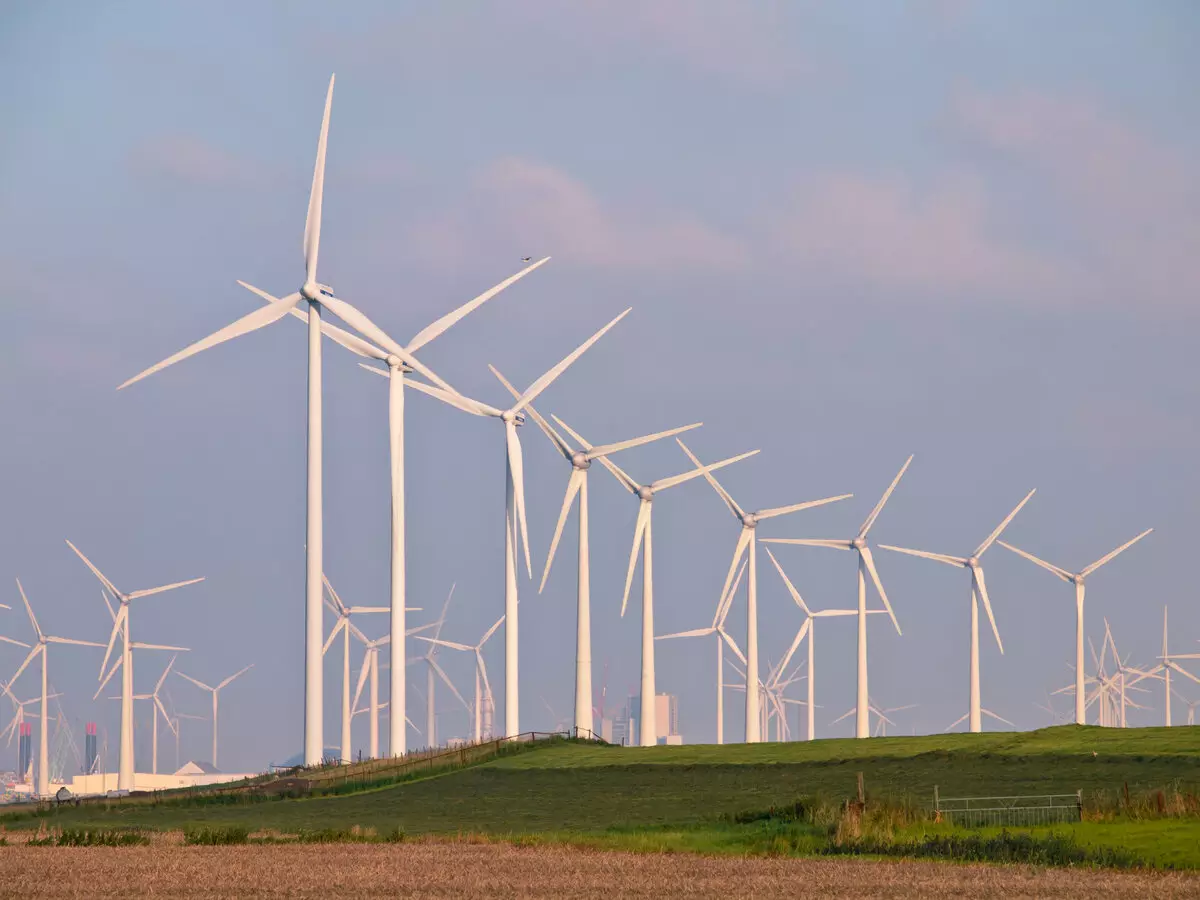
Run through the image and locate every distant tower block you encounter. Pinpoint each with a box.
[85,723,99,774]
[18,723,32,782]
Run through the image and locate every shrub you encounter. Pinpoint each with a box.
[183,826,250,845]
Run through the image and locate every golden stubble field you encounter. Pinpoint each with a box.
[1,842,1198,899]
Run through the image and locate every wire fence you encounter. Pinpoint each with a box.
[933,787,1082,827]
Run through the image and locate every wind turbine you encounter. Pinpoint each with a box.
[176,665,253,769]
[348,617,434,758]
[675,438,851,743]
[109,656,182,776]
[404,307,631,736]
[832,698,916,737]
[5,580,103,797]
[262,257,550,758]
[879,489,1035,733]
[763,549,865,742]
[68,542,198,790]
[657,561,748,745]
[409,586,468,747]
[417,616,504,743]
[321,575,389,763]
[761,457,910,739]
[999,527,1152,725]
[489,378,700,740]
[555,422,757,746]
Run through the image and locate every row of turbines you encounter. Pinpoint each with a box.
[6,74,1188,792]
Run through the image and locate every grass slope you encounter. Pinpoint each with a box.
[6,726,1199,838]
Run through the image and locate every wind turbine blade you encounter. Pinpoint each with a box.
[718,628,747,666]
[541,469,584,594]
[304,74,334,284]
[155,656,177,693]
[241,281,385,360]
[176,672,213,692]
[476,652,493,713]
[505,421,532,578]
[45,636,104,648]
[347,607,390,614]
[675,439,743,521]
[621,502,650,617]
[814,609,859,617]
[509,308,632,415]
[404,377,499,417]
[657,628,715,640]
[14,579,41,643]
[552,416,640,493]
[65,541,121,597]
[763,547,811,616]
[654,450,759,493]
[429,657,468,710]
[858,455,914,539]
[860,546,900,635]
[972,566,1003,654]
[217,664,254,690]
[760,538,854,551]
[407,257,551,352]
[713,529,752,626]
[352,655,371,712]
[973,488,1036,558]
[877,545,964,566]
[100,590,116,623]
[481,616,504,647]
[415,637,473,652]
[715,559,749,629]
[119,295,302,390]
[131,642,189,652]
[127,577,205,600]
[0,635,30,649]
[944,713,969,732]
[490,367,573,460]
[757,494,853,520]
[323,574,349,616]
[94,656,122,701]
[98,607,126,681]
[7,646,41,687]
[776,619,811,680]
[982,709,1015,727]
[830,707,856,726]
[322,618,345,656]
[588,423,703,461]
[1080,529,1153,578]
[996,541,1073,582]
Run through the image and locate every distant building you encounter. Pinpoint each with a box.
[614,694,681,745]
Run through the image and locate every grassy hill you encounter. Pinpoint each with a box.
[5,726,1199,837]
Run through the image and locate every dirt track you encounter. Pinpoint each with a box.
[2,842,1198,898]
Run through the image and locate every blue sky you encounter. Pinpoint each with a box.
[1,2,1197,770]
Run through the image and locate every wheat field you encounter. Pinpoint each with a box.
[1,842,1197,899]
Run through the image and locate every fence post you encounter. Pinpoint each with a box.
[933,785,939,814]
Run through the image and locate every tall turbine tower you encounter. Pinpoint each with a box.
[489,378,699,739]
[762,457,910,739]
[7,580,103,797]
[879,489,1035,733]
[999,528,1152,726]
[406,309,631,736]
[68,542,198,789]
[256,258,548,757]
[676,439,850,743]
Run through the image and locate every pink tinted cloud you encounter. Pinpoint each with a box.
[408,157,748,272]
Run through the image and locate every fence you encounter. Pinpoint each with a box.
[933,787,1082,827]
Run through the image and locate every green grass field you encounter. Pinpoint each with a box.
[5,726,1199,866]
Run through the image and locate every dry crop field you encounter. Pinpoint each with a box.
[1,842,1197,899]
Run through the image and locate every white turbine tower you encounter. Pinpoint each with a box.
[405,308,631,736]
[879,489,1035,733]
[657,561,748,745]
[6,580,103,797]
[145,657,178,776]
[176,665,253,769]
[257,258,549,758]
[761,457,910,739]
[417,616,504,743]
[67,541,199,790]
[348,619,432,758]
[677,439,850,744]
[552,422,757,747]
[321,575,389,763]
[763,549,864,742]
[999,527,1152,725]
[488,380,700,740]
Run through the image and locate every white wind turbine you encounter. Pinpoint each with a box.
[116,76,452,766]
[176,665,253,769]
[107,656,179,776]
[657,561,748,745]
[417,616,504,743]
[831,698,917,737]
[677,439,851,744]
[879,489,1035,734]
[347,617,434,758]
[259,258,549,758]
[489,376,700,740]
[404,308,631,737]
[999,527,1152,725]
[321,575,390,763]
[761,457,910,739]
[554,422,758,747]
[68,541,198,790]
[763,549,866,742]
[6,580,103,797]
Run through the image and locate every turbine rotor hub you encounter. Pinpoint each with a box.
[852,538,867,550]
[742,514,758,529]
[301,280,321,301]
[571,451,590,469]
[638,486,654,501]
[967,556,980,568]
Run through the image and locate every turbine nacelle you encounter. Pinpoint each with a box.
[741,513,759,529]
[500,410,527,426]
[570,451,591,470]
[852,537,867,550]
[385,354,413,373]
[637,485,654,502]
[301,281,335,302]
[966,556,980,569]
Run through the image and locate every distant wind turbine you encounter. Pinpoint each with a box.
[176,665,253,769]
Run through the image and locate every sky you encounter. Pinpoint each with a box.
[1,2,1198,772]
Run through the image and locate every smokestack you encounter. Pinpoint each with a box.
[85,722,98,774]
